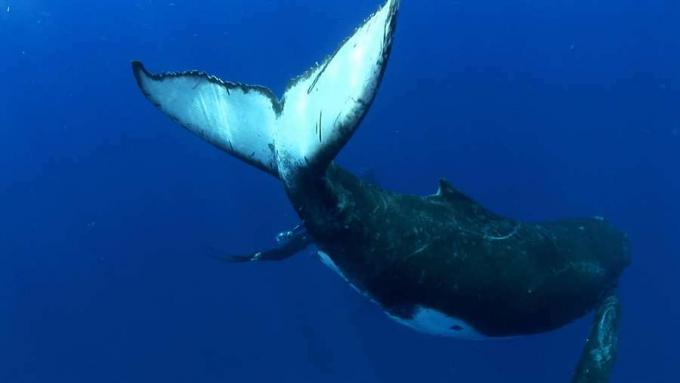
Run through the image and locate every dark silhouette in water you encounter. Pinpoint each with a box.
[299,320,336,376]
[131,0,629,381]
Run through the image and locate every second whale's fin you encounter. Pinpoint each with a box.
[132,0,400,184]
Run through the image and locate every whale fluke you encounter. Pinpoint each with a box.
[132,0,399,183]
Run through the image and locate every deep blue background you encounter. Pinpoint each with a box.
[1,0,678,382]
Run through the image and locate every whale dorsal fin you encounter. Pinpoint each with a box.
[435,179,478,205]
[433,180,502,221]
[434,179,502,219]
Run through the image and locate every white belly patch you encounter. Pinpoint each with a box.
[386,306,486,340]
[317,251,487,340]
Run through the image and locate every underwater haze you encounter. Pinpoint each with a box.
[1,0,679,382]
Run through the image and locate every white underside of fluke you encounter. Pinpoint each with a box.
[131,69,280,174]
[132,0,399,182]
[275,0,398,181]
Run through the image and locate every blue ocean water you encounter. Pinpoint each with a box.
[1,0,678,381]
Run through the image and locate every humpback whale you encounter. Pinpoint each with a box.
[131,0,629,381]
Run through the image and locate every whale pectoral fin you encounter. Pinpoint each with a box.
[209,226,313,263]
[571,293,621,383]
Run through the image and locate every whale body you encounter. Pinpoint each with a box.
[131,0,629,380]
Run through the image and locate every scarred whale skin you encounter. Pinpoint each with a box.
[289,165,630,338]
